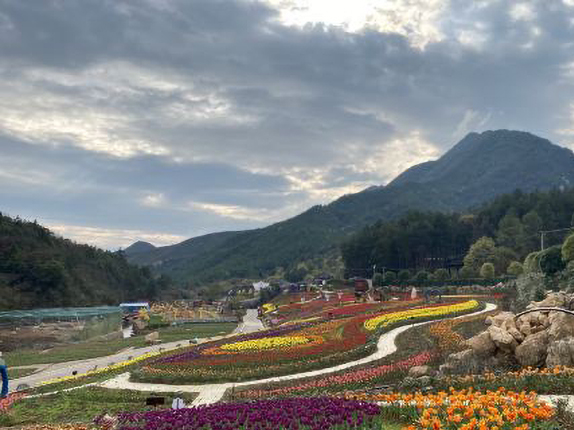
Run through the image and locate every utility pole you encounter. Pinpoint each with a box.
[539,227,574,251]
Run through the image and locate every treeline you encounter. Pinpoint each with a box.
[0,213,174,310]
[342,188,574,278]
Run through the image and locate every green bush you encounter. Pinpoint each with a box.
[480,262,495,279]
[507,261,524,276]
[562,234,574,263]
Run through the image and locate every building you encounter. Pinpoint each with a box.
[119,302,150,314]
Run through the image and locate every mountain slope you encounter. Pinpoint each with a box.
[128,130,574,284]
[124,241,156,256]
[0,214,166,309]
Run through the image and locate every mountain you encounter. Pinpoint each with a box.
[124,241,156,256]
[127,130,574,285]
[0,213,169,309]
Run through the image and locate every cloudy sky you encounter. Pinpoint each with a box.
[1,0,574,249]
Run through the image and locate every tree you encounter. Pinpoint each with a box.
[507,261,524,276]
[539,245,566,276]
[383,271,397,285]
[398,270,411,283]
[415,270,429,282]
[459,266,475,279]
[480,262,495,279]
[496,211,524,252]
[563,234,574,263]
[524,252,541,274]
[434,268,449,283]
[522,210,542,253]
[463,237,497,273]
[492,247,518,275]
[373,273,384,287]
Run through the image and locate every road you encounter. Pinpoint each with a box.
[233,309,264,334]
[13,311,263,389]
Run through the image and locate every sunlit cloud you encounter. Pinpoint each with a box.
[46,223,186,249]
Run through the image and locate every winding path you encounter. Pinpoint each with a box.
[13,310,262,389]
[99,303,497,406]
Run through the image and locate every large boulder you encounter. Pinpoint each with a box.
[466,332,496,357]
[488,325,518,352]
[548,312,574,341]
[486,312,515,328]
[515,331,548,367]
[546,338,574,367]
[409,365,432,378]
[528,292,569,309]
[502,319,524,343]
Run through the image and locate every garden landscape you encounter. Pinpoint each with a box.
[4,0,574,429]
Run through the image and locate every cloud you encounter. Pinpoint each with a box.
[0,0,574,247]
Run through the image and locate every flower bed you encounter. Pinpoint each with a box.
[364,300,479,331]
[236,351,436,399]
[105,397,384,430]
[133,300,482,384]
[347,389,555,430]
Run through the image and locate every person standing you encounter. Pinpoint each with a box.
[0,352,8,398]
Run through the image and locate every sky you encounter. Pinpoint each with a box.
[1,0,574,249]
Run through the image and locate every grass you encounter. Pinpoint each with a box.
[6,322,237,367]
[10,368,38,379]
[0,388,198,427]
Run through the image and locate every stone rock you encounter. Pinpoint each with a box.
[546,338,574,367]
[488,325,518,352]
[440,349,480,375]
[503,319,525,343]
[515,331,548,367]
[548,312,574,341]
[145,331,159,344]
[518,323,532,337]
[529,292,568,309]
[466,331,496,357]
[488,312,515,328]
[409,365,432,378]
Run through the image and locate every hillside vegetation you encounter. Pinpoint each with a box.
[127,130,574,285]
[0,213,169,309]
[343,188,574,277]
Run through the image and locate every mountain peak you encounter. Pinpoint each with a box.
[124,241,156,256]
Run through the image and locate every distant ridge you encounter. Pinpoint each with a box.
[127,130,574,285]
[124,241,156,256]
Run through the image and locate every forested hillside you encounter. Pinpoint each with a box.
[342,188,574,276]
[0,213,170,310]
[128,130,574,285]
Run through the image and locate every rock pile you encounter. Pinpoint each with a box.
[441,292,574,374]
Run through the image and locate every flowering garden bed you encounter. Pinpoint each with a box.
[131,300,482,383]
[102,397,398,430]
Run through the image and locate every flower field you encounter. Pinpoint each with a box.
[132,299,483,383]
[236,351,436,399]
[347,389,555,430]
[364,301,479,331]
[106,397,387,430]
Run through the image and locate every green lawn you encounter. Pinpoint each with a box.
[0,388,198,427]
[9,368,38,379]
[6,322,237,367]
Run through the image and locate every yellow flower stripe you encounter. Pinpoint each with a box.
[220,335,311,351]
[40,351,161,386]
[364,300,479,331]
[262,303,277,314]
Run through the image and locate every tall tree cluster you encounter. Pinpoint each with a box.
[342,188,574,277]
[0,213,171,310]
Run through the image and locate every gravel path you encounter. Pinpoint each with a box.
[99,303,497,406]
[13,310,262,389]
